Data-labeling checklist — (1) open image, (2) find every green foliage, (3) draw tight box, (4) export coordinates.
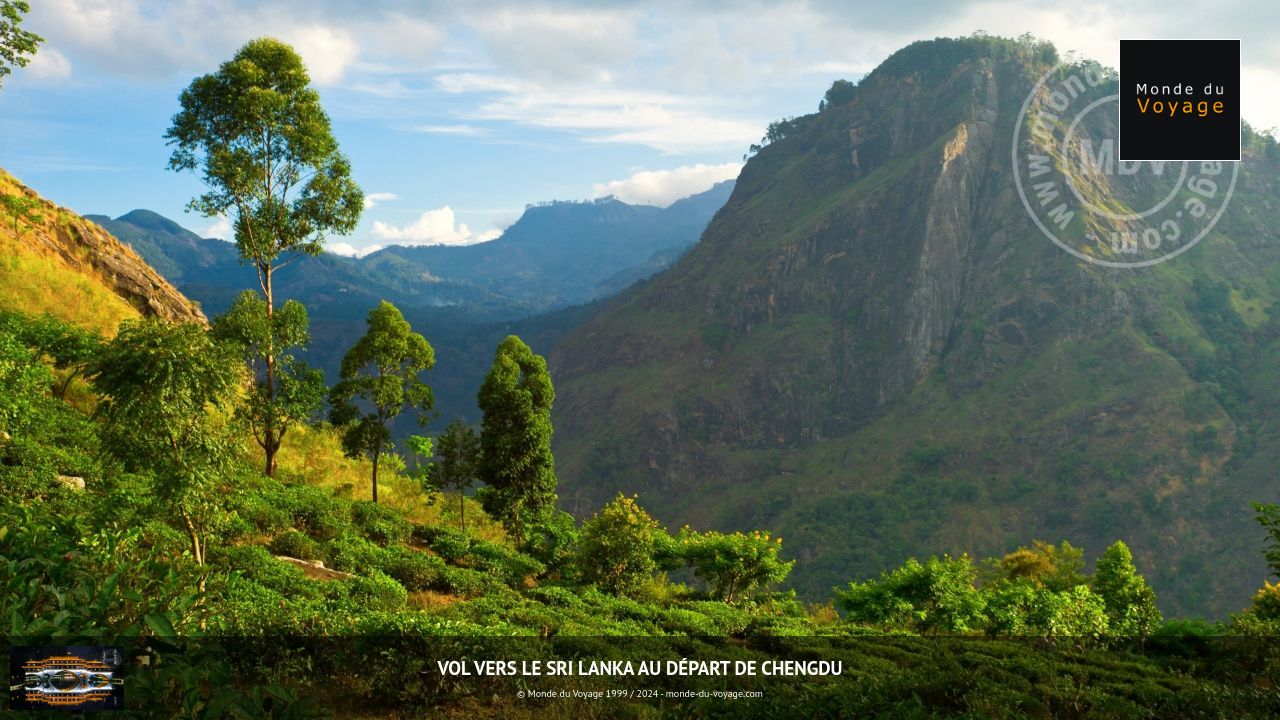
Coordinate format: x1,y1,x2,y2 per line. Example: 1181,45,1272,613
268,530,323,562
523,509,580,575
1093,541,1162,638
324,534,386,574
414,524,471,561
329,301,435,503
0,1,42,89
165,37,363,267
819,79,857,111
212,290,327,474
1251,581,1280,620
285,484,352,540
92,319,241,565
675,527,794,603
0,192,41,237
167,36,362,482
0,327,50,435
381,547,445,591
1255,502,1280,578
477,335,556,543
351,499,413,546
346,569,407,612
213,543,314,598
995,540,1087,591
838,554,986,634
0,310,103,400
0,500,210,636
576,494,662,596
423,418,479,533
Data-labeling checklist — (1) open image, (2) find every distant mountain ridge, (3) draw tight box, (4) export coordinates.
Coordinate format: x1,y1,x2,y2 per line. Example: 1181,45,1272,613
95,180,735,319
93,180,735,434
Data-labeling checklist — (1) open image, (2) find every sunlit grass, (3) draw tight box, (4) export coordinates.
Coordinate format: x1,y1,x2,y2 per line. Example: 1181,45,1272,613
267,422,509,545
0,171,138,337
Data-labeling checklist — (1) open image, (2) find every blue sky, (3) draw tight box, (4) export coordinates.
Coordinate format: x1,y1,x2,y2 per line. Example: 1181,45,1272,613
2,1,1278,256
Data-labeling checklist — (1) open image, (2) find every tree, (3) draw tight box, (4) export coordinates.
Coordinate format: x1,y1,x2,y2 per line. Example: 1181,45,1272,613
1,192,41,237
838,554,986,634
477,335,556,544
211,290,326,474
91,320,240,570
166,37,363,477
329,301,434,503
423,419,480,533
997,540,1086,591
0,311,103,400
1092,541,1162,638
819,79,856,111
576,494,662,596
0,1,41,90
1254,502,1280,577
676,527,794,603
0,328,50,437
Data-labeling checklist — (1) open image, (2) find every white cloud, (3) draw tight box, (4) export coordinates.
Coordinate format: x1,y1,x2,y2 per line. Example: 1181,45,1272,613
593,163,742,207
439,74,763,153
26,47,73,80
362,192,399,210
415,124,486,136
328,242,383,258
201,216,231,240
280,26,358,86
371,206,502,246
467,8,638,84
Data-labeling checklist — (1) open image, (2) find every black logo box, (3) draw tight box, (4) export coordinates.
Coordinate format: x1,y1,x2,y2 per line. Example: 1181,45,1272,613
1119,39,1241,161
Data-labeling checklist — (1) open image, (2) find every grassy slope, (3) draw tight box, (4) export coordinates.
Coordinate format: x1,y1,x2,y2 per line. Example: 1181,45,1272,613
0,169,140,335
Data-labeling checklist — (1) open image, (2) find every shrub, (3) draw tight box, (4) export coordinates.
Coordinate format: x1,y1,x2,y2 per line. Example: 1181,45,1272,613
675,528,795,603
352,500,412,546
524,510,579,573
214,544,312,597
269,530,323,562
435,565,498,597
278,485,351,540
325,534,388,574
468,539,546,585
838,554,986,633
383,548,446,591
576,494,663,596
415,524,471,561
233,491,291,534
346,570,408,612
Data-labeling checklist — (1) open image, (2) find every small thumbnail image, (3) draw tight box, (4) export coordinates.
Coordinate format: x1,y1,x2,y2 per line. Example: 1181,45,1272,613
9,645,125,711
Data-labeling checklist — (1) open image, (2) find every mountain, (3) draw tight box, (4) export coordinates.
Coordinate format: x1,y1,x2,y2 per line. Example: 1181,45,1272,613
97,182,733,432
548,36,1280,618
1,170,205,334
87,210,516,320
363,180,735,311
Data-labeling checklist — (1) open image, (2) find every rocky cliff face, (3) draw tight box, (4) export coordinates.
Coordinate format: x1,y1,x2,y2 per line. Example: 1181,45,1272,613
1,171,206,326
550,37,1280,617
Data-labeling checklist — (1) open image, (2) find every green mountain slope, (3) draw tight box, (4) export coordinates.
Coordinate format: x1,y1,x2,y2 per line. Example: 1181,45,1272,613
549,37,1280,618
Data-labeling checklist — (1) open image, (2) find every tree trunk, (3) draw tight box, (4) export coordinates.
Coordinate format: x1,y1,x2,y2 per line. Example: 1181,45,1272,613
182,512,203,566
263,264,278,478
371,448,380,504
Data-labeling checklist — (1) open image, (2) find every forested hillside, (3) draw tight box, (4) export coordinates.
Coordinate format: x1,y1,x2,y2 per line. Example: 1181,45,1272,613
551,35,1280,619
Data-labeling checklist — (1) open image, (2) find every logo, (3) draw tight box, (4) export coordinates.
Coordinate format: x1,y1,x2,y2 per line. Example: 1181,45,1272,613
9,646,125,711
1012,61,1238,268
